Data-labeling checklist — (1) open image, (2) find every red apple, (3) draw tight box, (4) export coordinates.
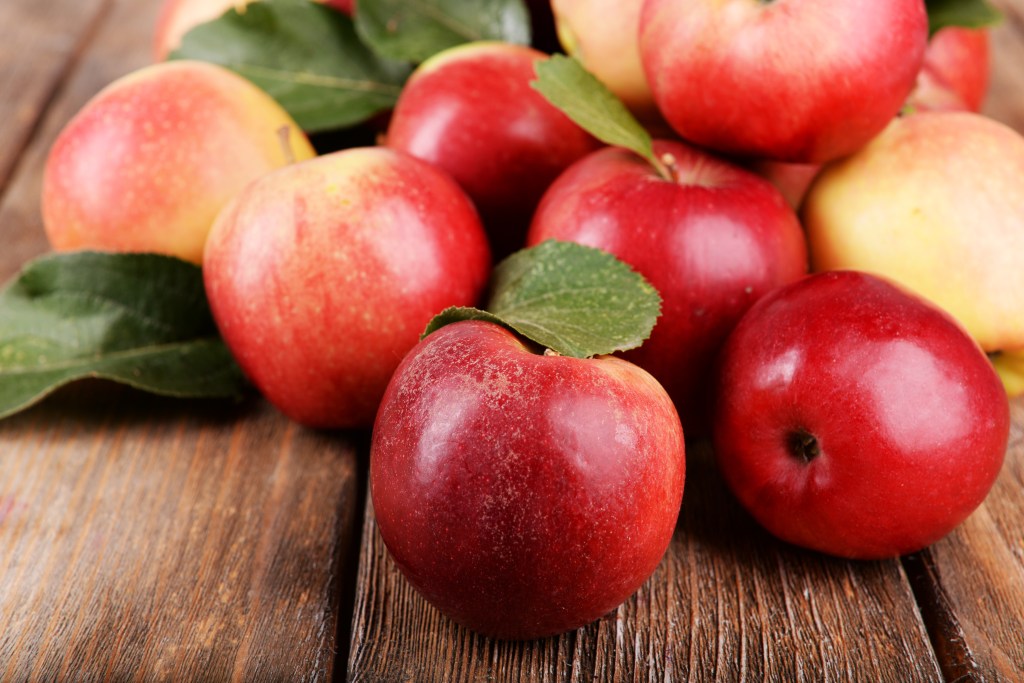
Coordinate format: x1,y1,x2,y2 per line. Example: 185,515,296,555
386,42,599,260
528,140,807,434
371,319,685,639
713,271,1009,559
748,159,821,211
153,0,354,61
42,60,315,264
203,147,491,429
907,26,991,112
638,0,929,163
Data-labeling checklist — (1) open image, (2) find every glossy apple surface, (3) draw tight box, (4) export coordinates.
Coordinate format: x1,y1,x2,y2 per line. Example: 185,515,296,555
371,320,685,639
528,140,807,434
714,271,1009,559
638,0,928,163
203,147,491,429
153,0,354,61
386,42,599,259
804,111,1024,364
42,60,314,264
551,0,656,121
908,26,990,112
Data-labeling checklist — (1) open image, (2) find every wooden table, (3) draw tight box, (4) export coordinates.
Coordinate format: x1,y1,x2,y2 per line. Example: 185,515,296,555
1,1,1022,680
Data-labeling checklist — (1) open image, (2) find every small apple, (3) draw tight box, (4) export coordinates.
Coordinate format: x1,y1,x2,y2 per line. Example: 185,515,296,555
42,60,315,264
748,159,822,211
550,0,657,122
153,0,355,61
371,319,685,639
638,0,928,163
907,26,990,113
203,147,491,429
713,271,1009,559
528,140,807,434
803,111,1024,372
385,42,599,260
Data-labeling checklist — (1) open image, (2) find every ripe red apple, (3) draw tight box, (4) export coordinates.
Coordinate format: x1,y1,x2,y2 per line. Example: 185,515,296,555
907,26,991,112
203,147,491,429
42,60,315,264
528,140,807,434
638,0,928,163
748,159,821,211
713,271,1009,559
551,0,658,121
371,319,685,639
153,0,354,61
386,42,599,260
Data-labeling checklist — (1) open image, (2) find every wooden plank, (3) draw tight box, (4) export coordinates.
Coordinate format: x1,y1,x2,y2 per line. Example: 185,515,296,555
0,0,364,679
348,441,941,682
0,384,361,681
0,0,110,196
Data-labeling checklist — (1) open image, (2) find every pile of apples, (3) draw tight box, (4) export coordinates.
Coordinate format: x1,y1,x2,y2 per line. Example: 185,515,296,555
38,0,1021,641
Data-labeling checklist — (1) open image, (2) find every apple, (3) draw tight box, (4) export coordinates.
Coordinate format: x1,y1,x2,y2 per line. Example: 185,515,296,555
638,0,928,163
528,140,807,434
748,159,821,211
713,271,1009,559
370,319,685,639
550,0,658,122
42,60,315,264
153,0,355,61
385,42,599,260
203,147,491,429
907,26,990,112
803,111,1024,376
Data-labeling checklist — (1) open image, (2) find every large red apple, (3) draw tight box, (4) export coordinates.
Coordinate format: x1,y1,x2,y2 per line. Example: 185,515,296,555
638,0,928,163
907,26,991,112
713,271,1009,559
371,319,685,639
42,60,315,264
203,147,491,429
528,140,807,434
386,42,599,259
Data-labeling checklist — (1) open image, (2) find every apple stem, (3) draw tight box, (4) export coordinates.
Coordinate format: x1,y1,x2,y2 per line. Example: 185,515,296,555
277,125,298,166
652,152,677,182
787,429,821,464
544,348,561,357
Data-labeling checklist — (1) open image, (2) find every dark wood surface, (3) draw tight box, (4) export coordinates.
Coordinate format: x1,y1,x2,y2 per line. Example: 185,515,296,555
1,0,1023,681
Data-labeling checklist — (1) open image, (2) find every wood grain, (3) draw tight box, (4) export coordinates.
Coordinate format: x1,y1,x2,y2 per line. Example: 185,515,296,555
0,384,361,681
348,442,942,682
0,0,110,196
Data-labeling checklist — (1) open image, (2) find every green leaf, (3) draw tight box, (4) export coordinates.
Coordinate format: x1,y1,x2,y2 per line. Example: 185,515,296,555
531,54,669,178
171,0,411,133
355,0,531,63
423,241,662,359
926,0,1001,35
0,252,248,420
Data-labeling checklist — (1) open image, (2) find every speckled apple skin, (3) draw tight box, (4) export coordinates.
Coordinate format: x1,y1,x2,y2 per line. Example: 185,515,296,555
639,0,928,163
386,42,599,259
714,271,1009,560
203,148,491,429
371,320,685,640
42,60,314,264
529,140,807,436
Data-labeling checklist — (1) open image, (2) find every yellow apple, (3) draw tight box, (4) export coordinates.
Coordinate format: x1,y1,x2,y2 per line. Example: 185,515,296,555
804,111,1024,394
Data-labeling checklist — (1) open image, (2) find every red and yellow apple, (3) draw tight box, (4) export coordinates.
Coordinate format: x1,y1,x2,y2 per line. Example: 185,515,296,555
42,60,314,264
638,0,929,163
371,319,685,639
203,147,491,429
908,26,990,112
